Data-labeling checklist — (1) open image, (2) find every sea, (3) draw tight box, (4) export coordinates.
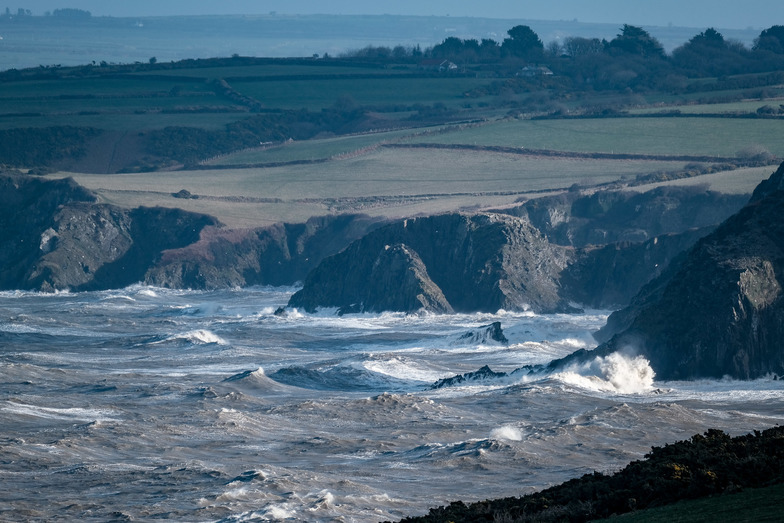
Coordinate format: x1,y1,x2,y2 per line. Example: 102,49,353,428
1,285,782,522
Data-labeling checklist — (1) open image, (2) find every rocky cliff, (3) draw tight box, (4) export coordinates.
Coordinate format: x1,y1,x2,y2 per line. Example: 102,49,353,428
288,212,575,314
0,173,219,291
0,173,384,292
561,228,712,309
286,203,738,315
502,185,747,247
145,214,383,289
579,163,784,379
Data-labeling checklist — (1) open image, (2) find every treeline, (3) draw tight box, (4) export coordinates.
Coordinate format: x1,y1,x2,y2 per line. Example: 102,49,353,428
0,7,91,19
343,24,784,91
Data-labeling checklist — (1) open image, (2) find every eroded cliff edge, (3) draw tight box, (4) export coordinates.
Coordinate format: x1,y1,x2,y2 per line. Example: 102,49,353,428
289,212,575,314
0,174,220,291
287,186,748,315
0,173,383,292
566,163,784,379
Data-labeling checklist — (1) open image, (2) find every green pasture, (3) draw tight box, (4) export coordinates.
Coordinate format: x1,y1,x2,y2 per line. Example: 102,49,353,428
0,93,231,116
230,76,488,110
0,76,210,99
206,127,434,165
138,63,413,80
405,117,784,158
0,74,248,130
596,482,784,523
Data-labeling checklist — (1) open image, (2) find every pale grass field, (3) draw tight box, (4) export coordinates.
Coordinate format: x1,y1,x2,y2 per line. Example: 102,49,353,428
51,144,768,228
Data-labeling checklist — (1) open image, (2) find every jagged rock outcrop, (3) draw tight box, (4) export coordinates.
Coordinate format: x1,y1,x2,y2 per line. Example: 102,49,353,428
456,321,509,345
288,212,575,314
145,214,383,289
581,163,784,380
0,173,384,292
0,173,218,291
0,173,96,289
431,365,509,389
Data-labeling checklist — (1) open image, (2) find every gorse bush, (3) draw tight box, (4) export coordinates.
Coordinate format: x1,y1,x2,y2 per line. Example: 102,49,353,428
395,426,784,523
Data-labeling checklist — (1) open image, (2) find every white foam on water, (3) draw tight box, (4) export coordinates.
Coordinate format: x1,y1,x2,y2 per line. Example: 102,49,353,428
553,352,655,394
1,401,119,422
173,329,228,345
490,426,524,441
361,356,444,383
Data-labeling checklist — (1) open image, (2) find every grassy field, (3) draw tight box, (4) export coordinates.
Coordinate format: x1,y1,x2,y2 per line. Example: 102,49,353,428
404,117,784,158
4,57,780,230
0,111,246,131
229,76,490,110
204,126,442,165
0,75,249,130
55,145,762,228
136,63,416,80
597,482,784,523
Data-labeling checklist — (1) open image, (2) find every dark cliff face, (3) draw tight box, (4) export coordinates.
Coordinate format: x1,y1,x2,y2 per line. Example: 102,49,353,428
144,214,384,289
503,186,748,247
0,174,96,289
288,212,575,314
0,173,219,292
587,163,784,380
562,228,712,310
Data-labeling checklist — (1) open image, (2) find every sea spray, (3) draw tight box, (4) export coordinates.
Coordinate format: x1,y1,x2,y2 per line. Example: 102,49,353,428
554,352,655,393
490,426,524,441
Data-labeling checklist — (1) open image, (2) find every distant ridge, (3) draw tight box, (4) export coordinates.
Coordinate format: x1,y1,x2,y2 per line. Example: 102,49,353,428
0,13,758,70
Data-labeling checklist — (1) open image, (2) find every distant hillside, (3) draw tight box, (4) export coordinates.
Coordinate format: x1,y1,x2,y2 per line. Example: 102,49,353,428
0,14,761,70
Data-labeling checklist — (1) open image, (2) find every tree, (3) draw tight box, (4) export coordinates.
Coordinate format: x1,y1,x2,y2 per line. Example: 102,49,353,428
431,37,466,59
52,8,92,19
563,36,604,58
501,25,544,60
479,39,501,62
754,25,784,53
672,28,749,77
607,24,665,58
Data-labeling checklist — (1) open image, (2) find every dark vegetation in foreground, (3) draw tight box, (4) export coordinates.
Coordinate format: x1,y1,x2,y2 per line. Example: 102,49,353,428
392,426,784,523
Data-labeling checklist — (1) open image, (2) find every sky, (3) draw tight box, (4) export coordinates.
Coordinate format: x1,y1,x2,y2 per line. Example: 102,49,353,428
14,1,784,30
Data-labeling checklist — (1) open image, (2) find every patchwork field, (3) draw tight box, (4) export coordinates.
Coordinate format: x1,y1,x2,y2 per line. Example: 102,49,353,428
53,145,775,228
3,54,780,230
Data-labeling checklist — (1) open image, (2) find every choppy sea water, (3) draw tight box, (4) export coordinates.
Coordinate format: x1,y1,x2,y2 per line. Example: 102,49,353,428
1,286,782,522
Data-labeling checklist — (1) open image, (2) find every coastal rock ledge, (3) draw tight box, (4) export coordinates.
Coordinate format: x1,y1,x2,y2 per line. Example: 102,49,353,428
288,212,574,314
576,162,784,380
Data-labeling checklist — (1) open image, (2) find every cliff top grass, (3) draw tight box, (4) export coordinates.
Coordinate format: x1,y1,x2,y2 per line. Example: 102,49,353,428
54,151,708,228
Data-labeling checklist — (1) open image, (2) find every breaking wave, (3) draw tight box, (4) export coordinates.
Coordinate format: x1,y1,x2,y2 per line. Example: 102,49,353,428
170,329,228,345
553,352,655,393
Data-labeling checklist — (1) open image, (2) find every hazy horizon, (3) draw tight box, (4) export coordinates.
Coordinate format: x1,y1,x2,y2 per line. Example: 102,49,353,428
12,1,784,30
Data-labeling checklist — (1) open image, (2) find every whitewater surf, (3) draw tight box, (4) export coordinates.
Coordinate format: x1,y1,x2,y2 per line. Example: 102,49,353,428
1,286,782,521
